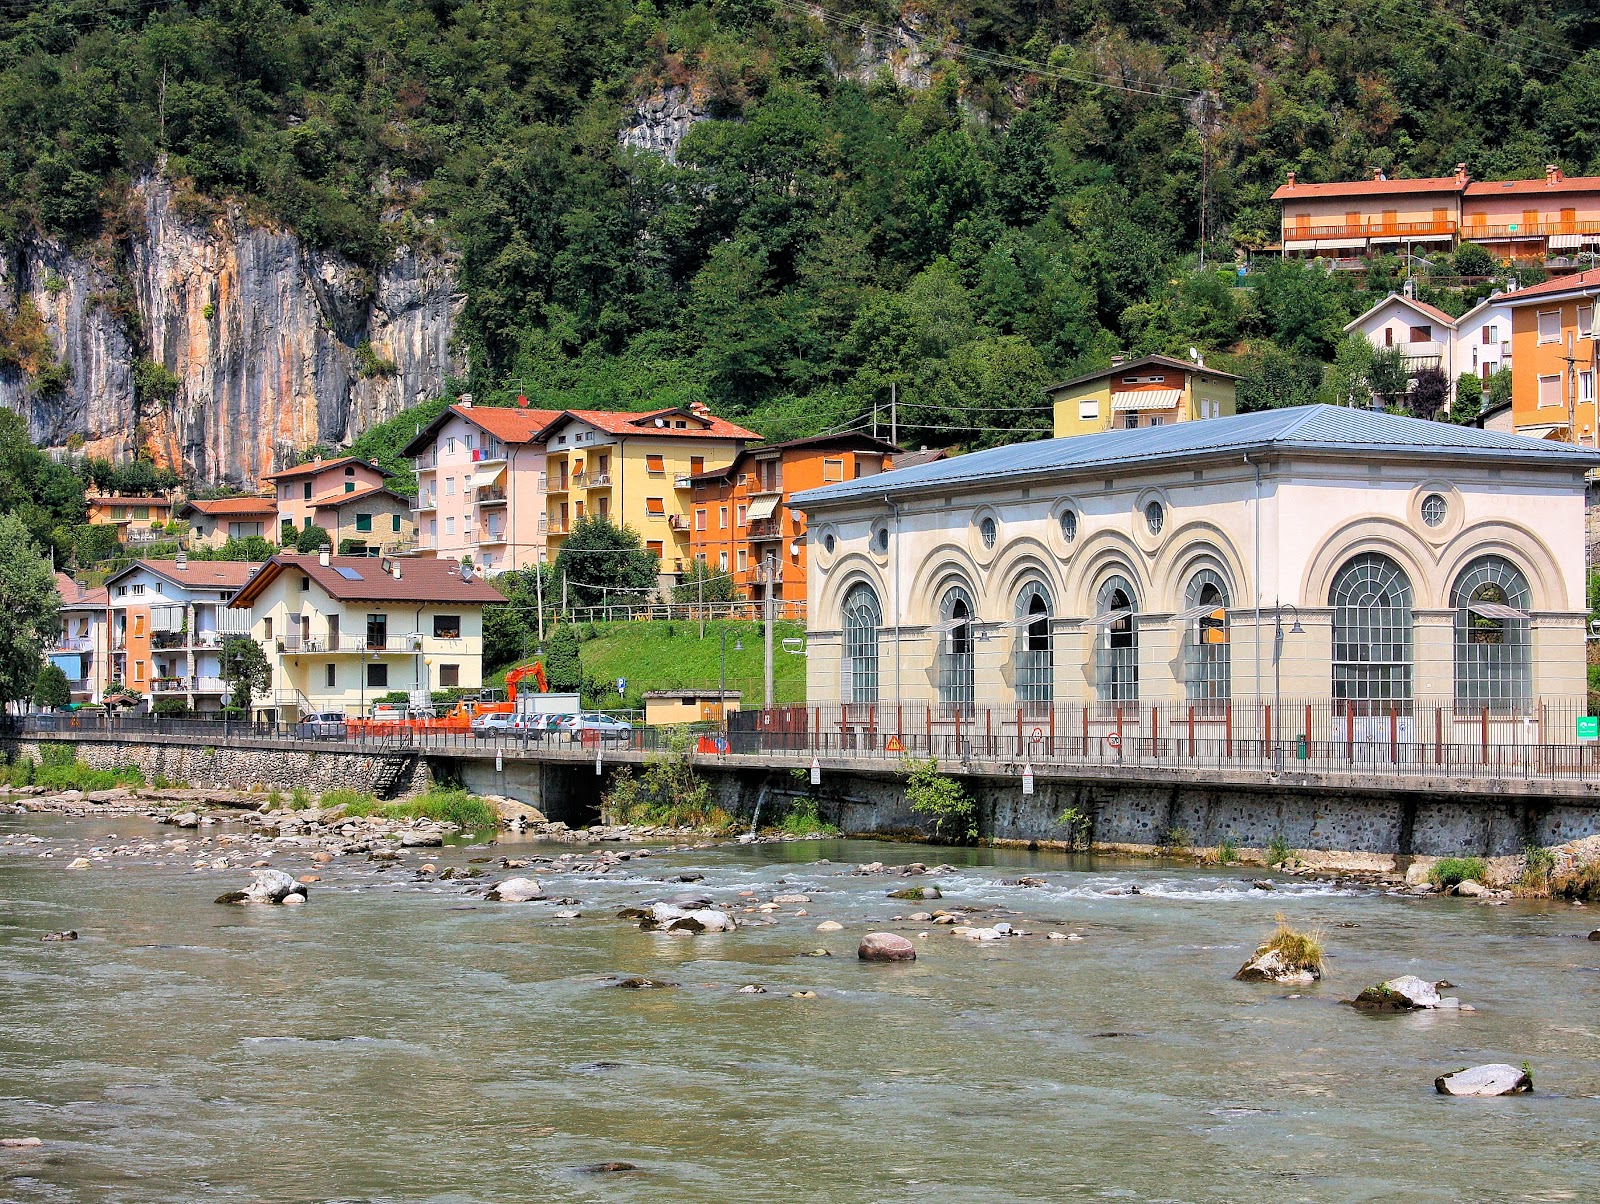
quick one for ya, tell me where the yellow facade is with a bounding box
[1050,356,1238,438]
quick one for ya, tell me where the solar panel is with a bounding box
[334,567,364,580]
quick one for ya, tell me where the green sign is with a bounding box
[1578,716,1599,742]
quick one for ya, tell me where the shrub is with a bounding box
[1215,834,1240,864]
[380,787,497,829]
[1428,856,1488,888]
[7,755,35,787]
[1156,824,1193,857]
[320,787,378,815]
[1515,845,1556,897]
[601,727,729,829]
[1267,835,1297,867]
[777,796,837,837]
[1256,914,1324,974]
[1054,804,1091,850]
[903,756,977,843]
[290,786,311,810]
[1551,856,1600,902]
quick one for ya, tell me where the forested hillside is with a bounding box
[3,0,1599,451]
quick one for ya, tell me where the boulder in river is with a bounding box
[1350,974,1459,1011]
[889,886,941,900]
[216,868,308,905]
[486,877,545,902]
[0,1137,43,1148]
[400,831,443,848]
[638,902,736,933]
[1235,947,1319,985]
[613,977,675,990]
[858,932,917,961]
[815,920,843,932]
[40,931,77,942]
[1435,1064,1532,1096]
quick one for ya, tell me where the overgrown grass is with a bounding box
[1215,834,1240,864]
[1552,856,1600,902]
[7,747,144,791]
[1515,845,1556,897]
[380,787,498,830]
[319,787,379,815]
[1156,825,1192,857]
[289,786,311,811]
[775,796,838,837]
[1429,856,1488,888]
[1259,914,1324,974]
[1267,835,1298,866]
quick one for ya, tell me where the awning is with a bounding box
[1170,603,1228,624]
[471,465,505,489]
[1549,234,1585,250]
[1516,421,1571,436]
[929,616,971,634]
[49,653,82,679]
[150,604,184,633]
[1468,602,1529,620]
[1112,389,1182,412]
[746,495,780,521]
[1283,239,1318,252]
[1314,238,1368,250]
[1085,608,1134,628]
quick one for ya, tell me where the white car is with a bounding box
[471,712,526,738]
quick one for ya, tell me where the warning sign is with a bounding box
[885,735,905,753]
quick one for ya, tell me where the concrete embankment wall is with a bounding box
[2,738,431,798]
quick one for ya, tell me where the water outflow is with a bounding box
[748,783,768,835]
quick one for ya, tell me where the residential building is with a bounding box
[795,406,1595,717]
[643,690,741,725]
[1274,165,1600,269]
[1501,268,1600,443]
[85,495,175,546]
[401,401,562,573]
[175,496,277,549]
[226,553,503,721]
[1341,291,1514,411]
[106,558,262,713]
[686,434,898,607]
[49,572,109,704]
[535,404,760,576]
[307,483,416,556]
[1048,354,1238,438]
[261,456,392,540]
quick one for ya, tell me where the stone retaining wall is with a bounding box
[2,739,431,798]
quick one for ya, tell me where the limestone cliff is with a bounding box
[0,177,463,486]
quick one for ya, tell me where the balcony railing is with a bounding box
[414,495,437,512]
[667,514,689,532]
[547,478,569,495]
[481,529,508,544]
[475,488,507,505]
[747,518,783,541]
[675,474,693,489]
[1465,219,1600,239]
[53,638,94,653]
[588,471,612,488]
[1284,219,1457,241]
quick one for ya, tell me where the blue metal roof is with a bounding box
[794,404,1600,509]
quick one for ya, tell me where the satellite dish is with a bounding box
[516,394,528,408]
[1189,346,1201,363]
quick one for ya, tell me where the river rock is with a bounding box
[401,831,443,848]
[614,977,675,989]
[0,1137,43,1148]
[40,930,77,942]
[771,893,811,904]
[737,984,767,994]
[639,902,736,933]
[486,877,545,902]
[1435,1064,1532,1096]
[1350,974,1450,1011]
[815,920,843,931]
[1456,879,1488,898]
[171,812,200,829]
[65,857,91,870]
[1234,947,1319,985]
[1589,930,1600,941]
[889,886,941,900]
[858,932,917,961]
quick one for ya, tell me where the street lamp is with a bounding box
[1273,601,1306,771]
[719,627,743,732]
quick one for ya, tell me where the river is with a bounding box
[3,812,1599,1202]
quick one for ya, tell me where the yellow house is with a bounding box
[534,403,759,573]
[643,689,741,725]
[227,552,503,720]
[1049,354,1239,438]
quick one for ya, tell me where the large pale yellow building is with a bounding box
[1048,354,1238,438]
[535,404,759,574]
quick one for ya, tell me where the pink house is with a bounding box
[261,456,393,543]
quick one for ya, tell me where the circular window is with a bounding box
[871,525,889,554]
[979,516,997,548]
[1421,493,1447,528]
[1060,510,1078,543]
[823,532,836,554]
[1145,500,1165,536]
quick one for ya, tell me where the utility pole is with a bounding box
[763,553,774,709]
[890,382,898,446]
[534,562,544,643]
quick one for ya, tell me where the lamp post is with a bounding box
[1273,601,1305,772]
[719,627,742,733]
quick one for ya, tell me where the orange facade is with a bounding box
[686,435,897,605]
[1504,269,1600,444]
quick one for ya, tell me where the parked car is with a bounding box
[471,712,526,738]
[295,711,347,740]
[560,712,635,742]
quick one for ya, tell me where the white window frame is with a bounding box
[1538,374,1563,408]
[1537,310,1562,344]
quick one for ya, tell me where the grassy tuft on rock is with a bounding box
[1551,855,1600,902]
[382,787,498,830]
[1429,856,1488,888]
[1259,915,1324,974]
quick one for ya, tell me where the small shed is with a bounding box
[643,690,742,726]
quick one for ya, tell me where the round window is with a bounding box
[871,525,889,553]
[1145,500,1165,536]
[1060,509,1078,543]
[1421,493,1447,528]
[823,532,836,554]
[979,516,997,549]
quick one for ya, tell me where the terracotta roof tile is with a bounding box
[458,405,564,442]
[178,496,278,517]
[1498,268,1600,304]
[309,483,412,508]
[1272,176,1464,201]
[230,554,503,607]
[260,456,390,482]
[541,408,761,441]
[1465,176,1600,196]
[110,559,266,591]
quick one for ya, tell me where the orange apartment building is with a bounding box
[1274,165,1600,269]
[685,434,898,608]
[1502,268,1600,444]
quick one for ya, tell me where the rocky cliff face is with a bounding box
[0,177,462,486]
[619,86,709,163]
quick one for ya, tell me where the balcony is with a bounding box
[667,514,690,532]
[747,518,783,541]
[480,529,508,545]
[414,495,437,512]
[53,637,94,653]
[546,478,569,495]
[472,444,506,464]
[151,676,189,695]
[1285,219,1457,242]
[124,527,174,546]
[675,474,693,489]
[474,487,507,506]
[544,519,568,536]
[1465,219,1600,240]
[415,453,438,471]
[587,471,612,488]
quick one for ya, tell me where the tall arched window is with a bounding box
[938,583,976,715]
[1095,574,1139,708]
[1183,568,1230,711]
[1329,553,1413,714]
[841,582,881,704]
[1015,580,1053,714]
[1453,555,1531,711]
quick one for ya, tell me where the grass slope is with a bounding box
[495,619,809,708]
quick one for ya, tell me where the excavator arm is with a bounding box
[505,660,548,701]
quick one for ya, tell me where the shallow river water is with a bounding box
[4,814,1600,1203]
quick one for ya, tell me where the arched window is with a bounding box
[1453,556,1531,711]
[1183,568,1230,711]
[1015,581,1053,714]
[1329,553,1413,714]
[1095,574,1139,708]
[841,583,881,704]
[938,583,976,716]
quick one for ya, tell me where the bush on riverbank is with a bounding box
[602,728,734,831]
[903,757,977,844]
[1514,845,1557,897]
[1429,856,1488,888]
[775,796,838,837]
[1551,855,1600,902]
[316,785,498,830]
[6,745,144,792]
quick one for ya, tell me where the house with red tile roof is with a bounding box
[400,399,563,574]
[1341,291,1517,413]
[261,455,394,542]
[50,572,109,703]
[174,495,278,549]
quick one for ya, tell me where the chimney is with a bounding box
[1373,169,1386,182]
[1285,170,1296,188]
[1455,162,1469,185]
[175,550,187,570]
[318,549,330,567]
[688,400,710,416]
[458,393,473,408]
[1110,353,1126,368]
[1546,164,1562,185]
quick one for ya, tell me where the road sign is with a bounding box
[617,676,627,695]
[885,735,905,753]
[810,756,821,786]
[495,747,503,772]
[1022,763,1034,795]
[1104,732,1122,750]
[1579,716,1599,742]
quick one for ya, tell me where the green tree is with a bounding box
[673,557,739,606]
[1365,346,1413,410]
[220,635,272,715]
[542,624,583,693]
[0,514,61,710]
[1486,367,1514,409]
[295,524,332,554]
[1453,372,1486,424]
[33,663,71,709]
[553,516,659,610]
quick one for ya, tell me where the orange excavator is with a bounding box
[440,660,549,727]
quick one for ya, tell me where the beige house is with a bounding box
[643,690,741,726]
[175,496,277,549]
[261,456,392,541]
[228,553,502,720]
[308,484,416,555]
[795,405,1595,722]
[1049,354,1238,438]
